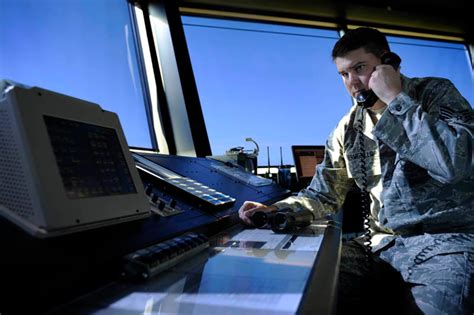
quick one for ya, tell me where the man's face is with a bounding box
[334,48,381,100]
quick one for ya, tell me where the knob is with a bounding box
[145,184,153,195]
[169,199,177,208]
[158,200,166,210]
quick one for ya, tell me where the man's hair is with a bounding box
[332,27,390,60]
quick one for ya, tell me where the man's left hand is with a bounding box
[369,64,402,104]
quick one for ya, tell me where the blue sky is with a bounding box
[0,0,152,148]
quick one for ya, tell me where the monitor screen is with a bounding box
[292,145,325,187]
[44,115,137,199]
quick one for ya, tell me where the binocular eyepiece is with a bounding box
[249,210,274,228]
[250,208,314,232]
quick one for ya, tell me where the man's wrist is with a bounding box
[267,205,278,212]
[385,90,403,105]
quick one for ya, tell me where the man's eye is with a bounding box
[355,65,366,73]
[341,73,349,79]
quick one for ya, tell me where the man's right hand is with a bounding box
[238,201,278,226]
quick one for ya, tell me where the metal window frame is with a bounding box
[130,0,211,157]
[127,2,160,151]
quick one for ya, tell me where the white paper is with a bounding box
[281,235,323,251]
[225,229,291,249]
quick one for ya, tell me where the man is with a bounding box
[239,27,473,314]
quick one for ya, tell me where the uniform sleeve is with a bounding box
[373,78,473,184]
[274,119,353,218]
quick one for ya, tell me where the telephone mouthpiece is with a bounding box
[356,90,378,108]
[356,93,367,103]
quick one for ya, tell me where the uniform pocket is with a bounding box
[406,251,473,314]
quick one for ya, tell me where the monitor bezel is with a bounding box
[291,145,325,184]
[5,85,149,235]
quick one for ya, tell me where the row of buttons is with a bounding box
[145,184,183,217]
[122,233,209,280]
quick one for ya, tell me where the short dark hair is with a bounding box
[332,27,390,60]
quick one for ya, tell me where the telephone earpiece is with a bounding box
[356,52,402,108]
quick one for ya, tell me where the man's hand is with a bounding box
[238,201,277,226]
[369,64,402,105]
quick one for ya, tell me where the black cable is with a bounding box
[413,234,474,265]
[407,233,474,281]
[356,110,373,270]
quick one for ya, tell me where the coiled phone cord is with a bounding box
[413,233,474,265]
[353,54,400,265]
[407,233,474,280]
[356,110,373,270]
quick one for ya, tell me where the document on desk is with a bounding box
[281,235,323,251]
[221,228,323,252]
[222,229,289,249]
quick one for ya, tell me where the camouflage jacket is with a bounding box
[275,75,474,236]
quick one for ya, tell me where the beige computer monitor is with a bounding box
[0,84,149,238]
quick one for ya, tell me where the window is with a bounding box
[183,17,474,166]
[387,36,473,105]
[182,16,349,166]
[0,0,152,148]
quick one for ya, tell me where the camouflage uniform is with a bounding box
[275,75,474,314]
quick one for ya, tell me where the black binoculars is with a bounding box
[250,208,314,232]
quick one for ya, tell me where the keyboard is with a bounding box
[122,232,209,280]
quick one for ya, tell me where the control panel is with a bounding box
[132,151,291,221]
[133,153,236,216]
[0,150,291,315]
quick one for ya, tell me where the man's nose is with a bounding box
[347,73,361,86]
[347,74,364,89]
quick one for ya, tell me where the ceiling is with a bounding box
[179,0,472,42]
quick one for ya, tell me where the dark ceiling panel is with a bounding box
[179,0,472,41]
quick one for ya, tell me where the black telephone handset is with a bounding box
[356,52,402,108]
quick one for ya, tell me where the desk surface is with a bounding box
[47,221,340,315]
